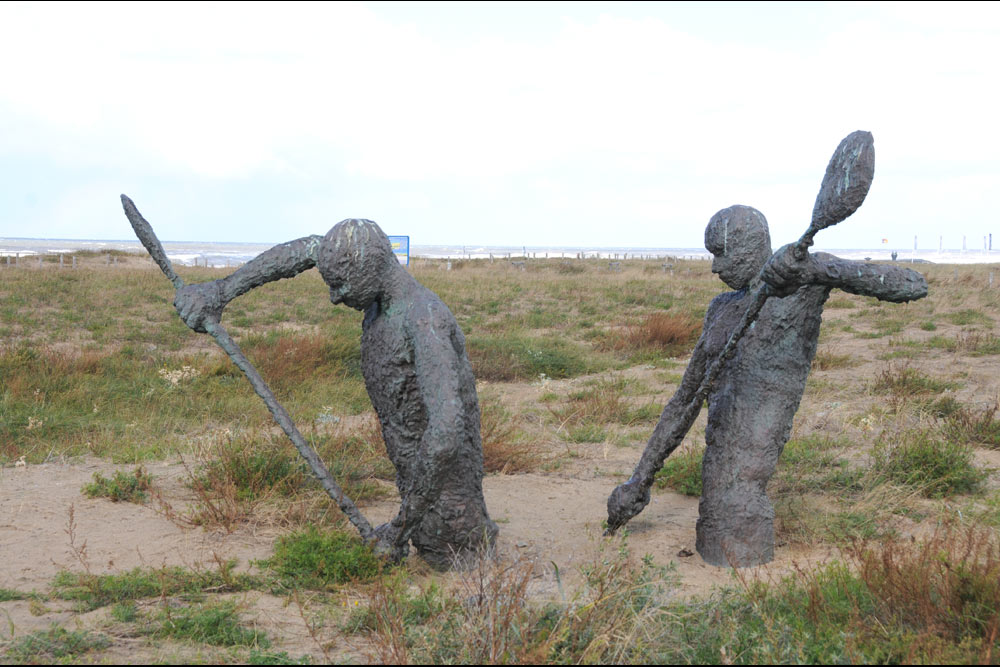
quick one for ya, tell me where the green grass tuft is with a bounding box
[5,626,110,663]
[871,432,987,497]
[82,467,153,503]
[264,526,383,590]
[52,564,261,611]
[153,600,269,647]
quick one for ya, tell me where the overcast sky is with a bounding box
[1,1,998,249]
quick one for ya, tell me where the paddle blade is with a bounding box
[811,130,875,231]
[121,194,184,289]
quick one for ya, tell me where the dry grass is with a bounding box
[847,522,1000,662]
[479,399,540,474]
[612,312,702,357]
[812,347,855,370]
[943,401,1000,448]
[360,545,675,665]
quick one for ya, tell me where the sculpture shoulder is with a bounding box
[706,289,749,321]
[397,284,463,344]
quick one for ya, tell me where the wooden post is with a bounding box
[59,254,64,268]
[72,256,77,268]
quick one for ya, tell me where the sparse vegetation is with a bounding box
[263,526,383,590]
[152,600,269,647]
[871,431,987,497]
[869,362,960,397]
[82,467,153,503]
[812,348,854,370]
[52,563,262,611]
[5,626,111,663]
[2,258,999,664]
[480,398,539,473]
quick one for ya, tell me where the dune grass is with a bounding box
[2,257,1000,664]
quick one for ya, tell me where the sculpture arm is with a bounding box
[763,243,927,303]
[606,331,709,531]
[174,236,324,332]
[374,304,467,560]
[809,252,928,303]
[633,332,709,484]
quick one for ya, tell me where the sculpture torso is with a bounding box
[359,279,495,568]
[696,283,831,565]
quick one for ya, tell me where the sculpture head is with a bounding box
[317,219,397,310]
[704,205,772,290]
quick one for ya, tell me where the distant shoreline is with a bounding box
[1,237,998,266]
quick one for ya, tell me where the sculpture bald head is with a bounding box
[317,219,397,310]
[704,205,772,290]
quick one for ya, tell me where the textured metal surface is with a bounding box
[163,213,496,569]
[607,132,927,568]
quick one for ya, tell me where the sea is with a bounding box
[1,237,997,267]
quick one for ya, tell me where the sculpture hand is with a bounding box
[605,477,650,534]
[761,243,817,297]
[174,281,225,333]
[370,522,410,563]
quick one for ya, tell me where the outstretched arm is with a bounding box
[763,244,928,303]
[607,331,709,531]
[372,303,470,561]
[175,236,324,332]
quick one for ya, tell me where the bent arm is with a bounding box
[175,236,323,332]
[810,252,928,303]
[218,235,323,305]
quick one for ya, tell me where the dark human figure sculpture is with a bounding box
[173,219,497,570]
[607,133,928,567]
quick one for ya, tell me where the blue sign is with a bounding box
[388,235,409,265]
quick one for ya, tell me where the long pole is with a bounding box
[121,195,375,541]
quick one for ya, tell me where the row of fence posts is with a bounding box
[439,258,998,285]
[0,254,239,269]
[1,253,116,268]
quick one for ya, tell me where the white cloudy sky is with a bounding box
[1,1,998,249]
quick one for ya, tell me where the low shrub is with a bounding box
[82,467,153,503]
[871,432,987,497]
[264,526,382,590]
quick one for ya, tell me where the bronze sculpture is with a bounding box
[123,201,496,570]
[606,132,928,567]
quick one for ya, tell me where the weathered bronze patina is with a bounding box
[125,201,496,570]
[607,132,928,567]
